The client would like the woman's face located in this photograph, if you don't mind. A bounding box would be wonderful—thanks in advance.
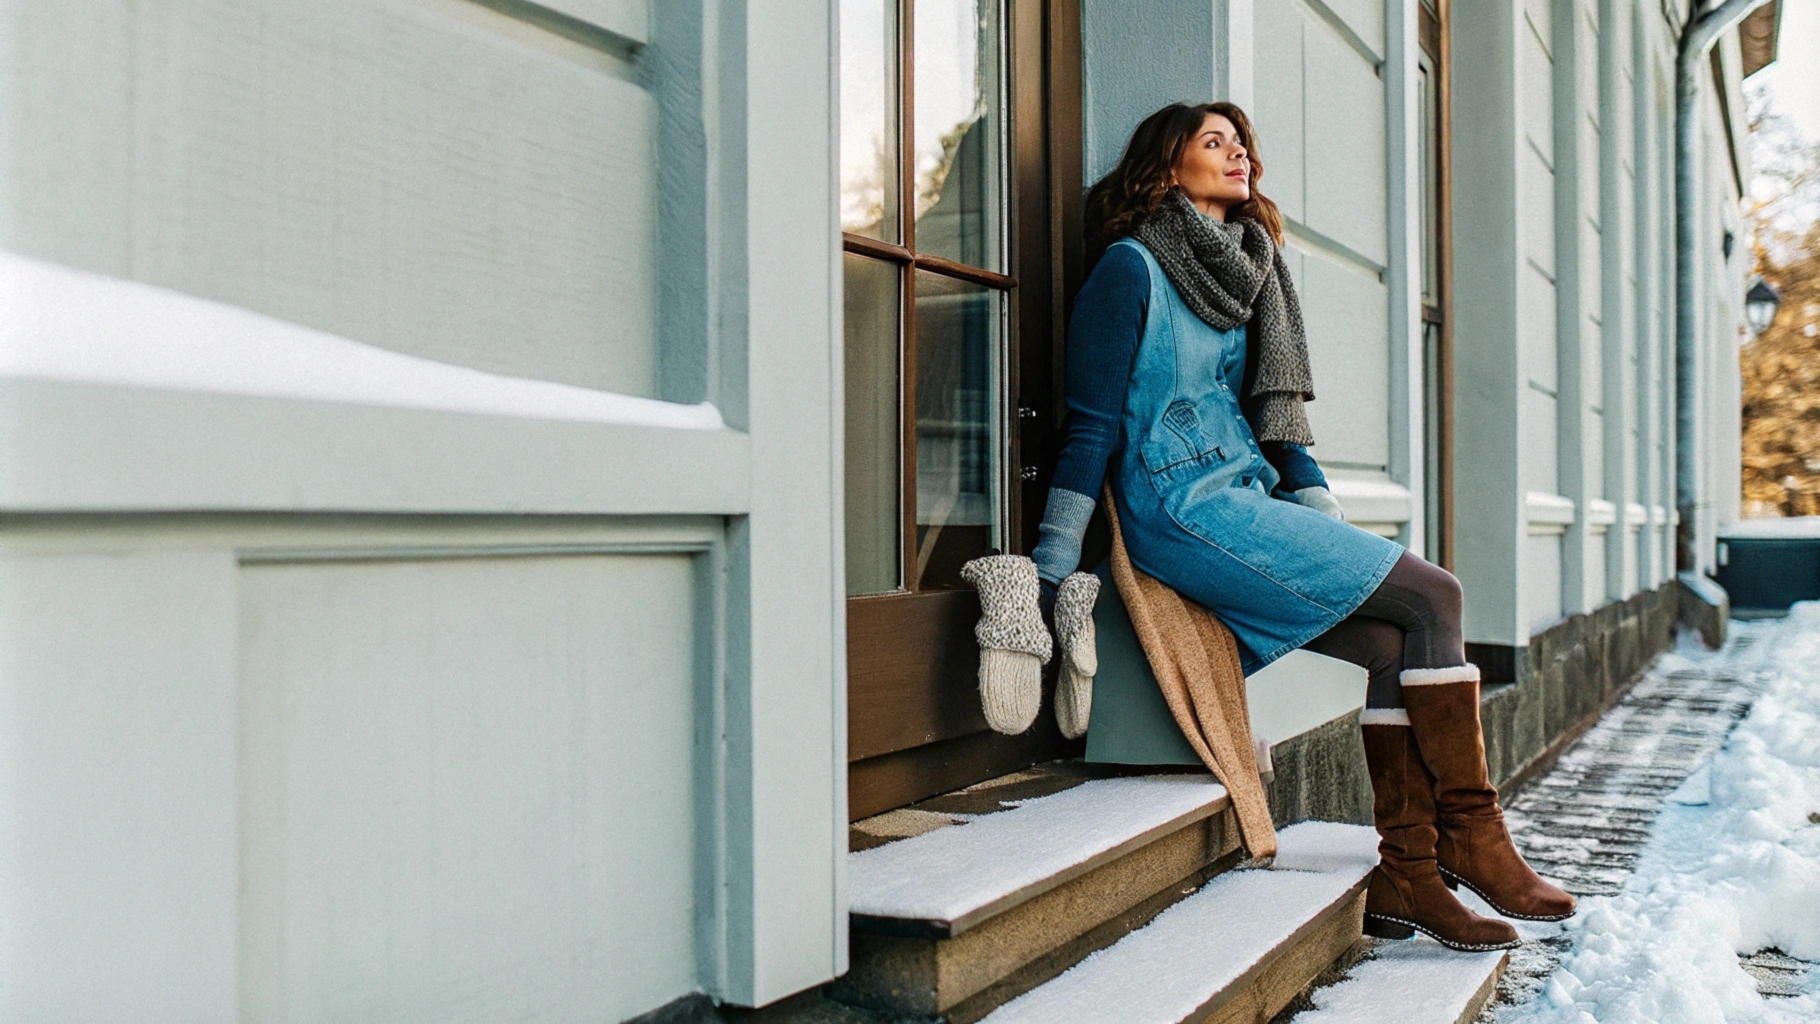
[1172,113,1251,218]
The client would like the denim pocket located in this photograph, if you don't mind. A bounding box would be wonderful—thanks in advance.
[1140,399,1221,473]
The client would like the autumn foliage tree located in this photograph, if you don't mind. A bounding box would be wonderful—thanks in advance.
[1740,85,1820,517]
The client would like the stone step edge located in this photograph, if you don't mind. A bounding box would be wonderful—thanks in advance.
[1287,942,1508,1024]
[974,822,1380,1024]
[934,838,1247,1023]
[850,777,1232,939]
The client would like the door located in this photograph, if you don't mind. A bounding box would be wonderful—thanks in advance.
[839,0,1081,819]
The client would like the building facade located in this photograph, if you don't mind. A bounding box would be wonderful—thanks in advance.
[0,0,1768,1019]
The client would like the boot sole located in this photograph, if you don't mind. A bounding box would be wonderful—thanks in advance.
[1440,867,1577,922]
[1362,912,1521,952]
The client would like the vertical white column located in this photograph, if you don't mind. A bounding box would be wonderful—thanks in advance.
[1552,0,1601,616]
[1217,0,1255,112]
[1384,0,1426,557]
[718,0,846,1005]
[1659,77,1679,581]
[1631,3,1662,589]
[1601,0,1638,600]
[1450,0,1528,645]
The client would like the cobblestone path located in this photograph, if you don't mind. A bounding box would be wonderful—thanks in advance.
[1479,629,1772,1019]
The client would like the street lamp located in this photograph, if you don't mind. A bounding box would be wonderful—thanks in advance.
[1746,278,1781,337]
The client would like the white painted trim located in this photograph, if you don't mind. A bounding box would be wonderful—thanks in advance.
[1586,498,1619,535]
[1401,664,1481,687]
[1358,708,1412,726]
[721,0,846,1003]
[1626,502,1650,529]
[0,251,722,431]
[1328,475,1415,532]
[1526,491,1578,535]
[0,377,750,515]
[529,0,648,44]
[1653,504,1670,525]
[1384,0,1427,557]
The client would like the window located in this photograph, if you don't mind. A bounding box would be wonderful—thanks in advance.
[840,0,1012,596]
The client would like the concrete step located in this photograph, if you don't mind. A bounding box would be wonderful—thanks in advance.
[975,822,1379,1024]
[1285,937,1508,1024]
[837,764,1241,1021]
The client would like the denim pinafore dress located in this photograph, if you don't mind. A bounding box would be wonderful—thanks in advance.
[1107,237,1403,674]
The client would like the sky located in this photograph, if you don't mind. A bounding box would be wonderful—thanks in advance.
[1753,0,1820,142]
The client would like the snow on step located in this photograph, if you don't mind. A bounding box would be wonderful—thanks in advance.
[1293,939,1506,1024]
[979,822,1380,1024]
[849,775,1228,926]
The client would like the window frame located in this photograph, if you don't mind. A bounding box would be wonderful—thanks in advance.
[842,0,1020,598]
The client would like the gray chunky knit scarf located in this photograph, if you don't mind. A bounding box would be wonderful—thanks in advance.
[1134,188,1315,445]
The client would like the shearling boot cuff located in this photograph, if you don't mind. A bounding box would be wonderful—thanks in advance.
[1359,708,1413,726]
[1400,665,1481,687]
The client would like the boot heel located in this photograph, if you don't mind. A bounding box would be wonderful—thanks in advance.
[1363,915,1415,940]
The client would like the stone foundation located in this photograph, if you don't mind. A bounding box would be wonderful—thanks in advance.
[1474,581,1679,791]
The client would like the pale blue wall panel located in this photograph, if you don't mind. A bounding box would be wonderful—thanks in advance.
[1304,19,1388,266]
[1301,249,1390,469]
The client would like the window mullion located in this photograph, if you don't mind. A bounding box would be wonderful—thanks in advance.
[899,0,919,590]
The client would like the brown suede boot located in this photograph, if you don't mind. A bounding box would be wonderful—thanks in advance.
[1401,666,1578,922]
[1360,716,1520,951]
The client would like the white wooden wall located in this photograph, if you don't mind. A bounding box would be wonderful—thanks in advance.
[0,0,659,398]
[0,0,845,1020]
[1255,0,1412,542]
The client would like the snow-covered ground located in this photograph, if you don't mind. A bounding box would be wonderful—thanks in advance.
[1496,607,1820,1023]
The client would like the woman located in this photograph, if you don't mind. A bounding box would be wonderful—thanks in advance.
[1029,102,1575,951]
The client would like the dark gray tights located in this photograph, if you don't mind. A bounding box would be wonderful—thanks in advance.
[1301,551,1466,709]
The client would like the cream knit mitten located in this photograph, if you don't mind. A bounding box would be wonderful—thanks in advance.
[1052,571,1101,739]
[960,555,1053,735]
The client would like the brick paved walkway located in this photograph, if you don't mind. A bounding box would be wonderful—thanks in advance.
[1479,629,1772,1018]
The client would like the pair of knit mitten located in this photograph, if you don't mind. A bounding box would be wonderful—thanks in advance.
[958,554,1100,738]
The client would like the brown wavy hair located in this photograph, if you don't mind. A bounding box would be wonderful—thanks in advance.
[1083,101,1284,260]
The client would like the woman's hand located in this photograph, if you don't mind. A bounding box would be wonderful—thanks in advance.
[1291,485,1345,521]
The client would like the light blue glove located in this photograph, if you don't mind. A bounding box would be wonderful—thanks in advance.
[1292,485,1345,521]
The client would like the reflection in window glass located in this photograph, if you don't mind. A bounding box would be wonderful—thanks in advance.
[845,255,903,595]
[913,270,1001,589]
[840,0,898,240]
[913,0,1003,270]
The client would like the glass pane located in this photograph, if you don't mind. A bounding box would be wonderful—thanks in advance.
[841,0,899,240]
[913,0,1003,270]
[913,271,1002,589]
[845,255,903,595]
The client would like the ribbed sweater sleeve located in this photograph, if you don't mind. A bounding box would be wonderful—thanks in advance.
[1030,244,1148,584]
[1050,245,1148,498]
[1261,441,1328,495]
